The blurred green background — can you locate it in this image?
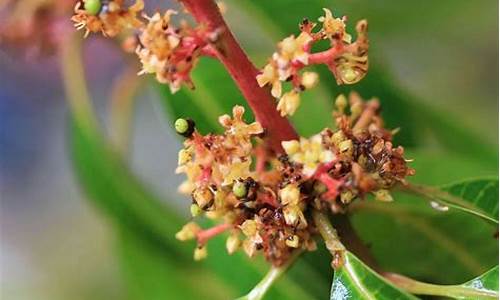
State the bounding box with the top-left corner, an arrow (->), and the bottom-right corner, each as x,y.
0,1 -> 498,299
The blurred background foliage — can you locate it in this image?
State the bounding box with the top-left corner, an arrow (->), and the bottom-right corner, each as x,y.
1,0 -> 498,299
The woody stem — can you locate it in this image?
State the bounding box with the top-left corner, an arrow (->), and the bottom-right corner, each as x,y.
178,0 -> 298,153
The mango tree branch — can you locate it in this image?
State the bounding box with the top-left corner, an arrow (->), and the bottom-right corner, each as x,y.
178,0 -> 298,152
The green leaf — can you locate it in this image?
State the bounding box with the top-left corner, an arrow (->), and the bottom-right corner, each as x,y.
351,151 -> 498,284
460,266 -> 499,299
71,118 -> 190,258
385,265 -> 498,299
117,226 -> 231,300
330,252 -> 418,300
441,178 -> 499,223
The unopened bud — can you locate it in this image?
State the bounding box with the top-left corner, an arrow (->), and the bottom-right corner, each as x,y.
335,94 -> 348,113
194,246 -> 207,261
373,189 -> 393,202
286,235 -> 300,248
175,222 -> 200,241
282,140 -> 300,155
190,204 -> 202,217
301,72 -> 319,89
240,220 -> 257,237
226,234 -> 241,254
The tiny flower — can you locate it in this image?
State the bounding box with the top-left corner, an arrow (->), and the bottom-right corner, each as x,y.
284,134 -> 336,177
277,91 -> 301,117
175,222 -> 200,241
283,205 -> 307,229
338,139 -> 353,159
194,246 -> 208,261
340,190 -> 355,204
301,72 -> 319,90
285,235 -> 300,248
334,94 -> 348,113
318,8 -> 350,43
218,106 -> 263,137
256,63 -> 282,98
72,0 -> 144,37
220,159 -> 252,186
190,203 -> 202,217
282,140 -> 300,155
279,184 -> 300,206
192,187 -> 214,209
226,233 -> 241,254
373,189 -> 393,202
178,148 -> 193,166
240,219 -> 257,237
278,32 -> 312,65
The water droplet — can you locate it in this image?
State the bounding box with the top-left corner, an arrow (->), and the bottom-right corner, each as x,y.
430,201 -> 449,212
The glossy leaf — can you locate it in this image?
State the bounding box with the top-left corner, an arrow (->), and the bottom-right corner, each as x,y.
441,178 -> 499,223
386,265 -> 498,299
351,151 -> 498,284
459,265 -> 499,299
330,252 -> 418,300
118,227 -> 230,300
71,118 -> 190,258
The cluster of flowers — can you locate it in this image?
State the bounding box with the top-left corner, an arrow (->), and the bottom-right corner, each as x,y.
71,2 -> 369,118
256,9 -> 369,117
72,0 -> 218,92
174,93 -> 414,266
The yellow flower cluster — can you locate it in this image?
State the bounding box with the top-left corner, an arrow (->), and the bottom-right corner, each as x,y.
136,10 -> 205,93
256,8 -> 369,117
72,0 -> 144,37
174,93 -> 414,266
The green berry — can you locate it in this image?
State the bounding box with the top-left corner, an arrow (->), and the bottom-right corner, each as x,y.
84,0 -> 102,16
174,118 -> 195,137
232,181 -> 248,198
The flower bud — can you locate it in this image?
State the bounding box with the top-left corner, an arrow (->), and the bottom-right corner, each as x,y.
226,234 -> 241,254
193,246 -> 207,261
175,222 -> 200,241
301,72 -> 319,89
373,189 -> 393,202
279,184 -> 300,206
240,220 -> 257,237
277,91 -> 301,117
338,139 -> 353,159
190,203 -> 202,217
335,94 -> 348,113
192,187 -> 214,209
286,235 -> 300,248
282,140 -> 300,155
178,149 -> 192,165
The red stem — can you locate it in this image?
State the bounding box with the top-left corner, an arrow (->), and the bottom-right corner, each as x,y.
196,223 -> 232,245
178,0 -> 298,153
307,45 -> 345,65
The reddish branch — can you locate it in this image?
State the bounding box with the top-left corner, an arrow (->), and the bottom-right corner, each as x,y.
178,0 -> 298,153
196,223 -> 232,245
